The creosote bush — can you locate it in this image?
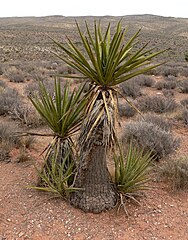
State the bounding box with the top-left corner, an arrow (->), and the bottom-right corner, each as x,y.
122,116 -> 180,159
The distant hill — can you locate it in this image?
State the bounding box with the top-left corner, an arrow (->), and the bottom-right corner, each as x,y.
0,14 -> 187,62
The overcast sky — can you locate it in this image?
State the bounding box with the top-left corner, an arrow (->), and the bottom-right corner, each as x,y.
0,0 -> 187,18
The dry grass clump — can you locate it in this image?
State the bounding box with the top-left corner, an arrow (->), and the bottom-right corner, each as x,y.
159,156 -> 188,190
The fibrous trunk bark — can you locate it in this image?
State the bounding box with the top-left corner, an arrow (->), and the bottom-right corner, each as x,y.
70,143 -> 117,213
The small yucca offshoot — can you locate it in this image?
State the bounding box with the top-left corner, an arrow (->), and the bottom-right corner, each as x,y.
28,78 -> 86,192
114,143 -> 154,195
29,78 -> 86,140
32,142 -> 79,198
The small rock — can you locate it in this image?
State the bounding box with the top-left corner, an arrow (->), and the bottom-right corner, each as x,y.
18,232 -> 24,237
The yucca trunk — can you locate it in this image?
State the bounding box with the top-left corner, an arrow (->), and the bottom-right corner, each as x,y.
70,132 -> 117,213
70,96 -> 118,213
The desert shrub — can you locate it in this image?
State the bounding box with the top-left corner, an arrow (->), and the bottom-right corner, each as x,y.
180,98 -> 188,109
0,65 -> 4,75
159,66 -> 179,77
162,89 -> 175,98
132,75 -> 155,87
155,80 -> 176,90
5,67 -> 25,83
178,79 -> 188,93
121,80 -> 142,99
25,79 -> 63,97
164,81 -> 177,89
180,68 -> 188,77
122,120 -> 180,159
0,80 -> 6,89
159,156 -> 188,190
185,53 -> 188,62
155,81 -> 165,90
10,103 -> 44,126
0,122 -> 19,161
138,113 -> 171,131
118,102 -> 137,118
0,87 -> 21,115
165,75 -> 177,82
138,95 -> 177,113
182,109 -> 188,125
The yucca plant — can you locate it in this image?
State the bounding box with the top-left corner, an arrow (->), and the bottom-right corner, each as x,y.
50,20 -> 165,213
114,143 -> 154,195
28,78 -> 86,195
113,143 -> 154,215
32,140 -> 79,198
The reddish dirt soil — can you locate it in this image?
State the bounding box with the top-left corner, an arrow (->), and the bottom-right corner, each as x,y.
1,76 -> 188,240
1,157 -> 188,240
